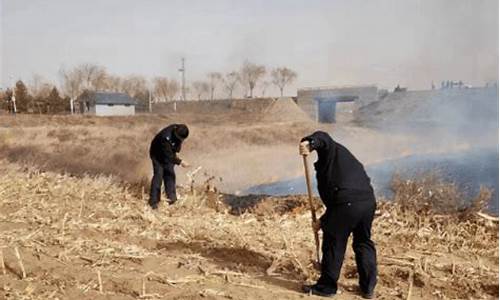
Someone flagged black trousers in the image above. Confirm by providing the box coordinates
[318,200,377,294]
[149,158,177,207]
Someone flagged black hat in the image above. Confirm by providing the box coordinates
[174,124,189,140]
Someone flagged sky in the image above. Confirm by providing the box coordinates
[0,0,498,95]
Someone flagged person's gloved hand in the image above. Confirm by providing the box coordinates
[180,160,191,168]
[312,219,321,232]
[299,141,311,156]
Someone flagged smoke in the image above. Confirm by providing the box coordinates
[247,87,499,213]
[357,87,498,151]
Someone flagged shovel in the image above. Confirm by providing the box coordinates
[302,153,321,267]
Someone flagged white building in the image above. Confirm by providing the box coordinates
[76,91,136,116]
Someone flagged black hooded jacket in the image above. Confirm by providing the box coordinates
[301,131,374,208]
[149,124,184,165]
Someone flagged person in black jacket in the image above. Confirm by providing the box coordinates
[149,124,190,209]
[300,131,377,299]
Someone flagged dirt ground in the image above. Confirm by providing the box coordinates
[0,112,498,299]
[0,161,497,300]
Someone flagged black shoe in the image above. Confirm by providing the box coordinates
[149,201,159,210]
[361,291,375,299]
[303,284,336,297]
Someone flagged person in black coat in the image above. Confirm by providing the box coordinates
[300,131,377,299]
[149,124,190,209]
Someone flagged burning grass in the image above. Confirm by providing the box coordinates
[0,161,498,299]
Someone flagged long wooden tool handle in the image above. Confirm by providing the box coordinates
[302,154,321,264]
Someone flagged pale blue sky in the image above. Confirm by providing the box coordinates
[1,0,498,94]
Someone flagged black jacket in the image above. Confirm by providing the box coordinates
[301,131,374,208]
[150,124,184,165]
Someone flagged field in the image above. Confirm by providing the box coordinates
[0,110,498,300]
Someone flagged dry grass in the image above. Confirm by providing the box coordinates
[2,113,472,196]
[0,114,326,194]
[0,161,497,299]
[374,175,498,299]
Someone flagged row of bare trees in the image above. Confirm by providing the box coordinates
[57,60,297,103]
[192,61,297,100]
[2,60,298,113]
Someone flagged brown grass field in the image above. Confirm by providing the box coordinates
[0,112,498,299]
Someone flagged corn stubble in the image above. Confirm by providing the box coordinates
[0,162,497,299]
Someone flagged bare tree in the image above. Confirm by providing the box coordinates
[271,67,297,96]
[59,66,84,114]
[165,79,180,101]
[58,63,108,113]
[260,81,270,97]
[183,86,192,101]
[223,72,240,99]
[240,61,266,98]
[0,90,6,110]
[153,77,180,102]
[207,72,222,100]
[30,74,53,99]
[153,77,169,102]
[192,81,210,100]
[102,74,123,92]
[121,75,147,98]
[78,63,107,91]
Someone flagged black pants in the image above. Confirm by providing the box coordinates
[318,200,377,294]
[149,158,177,207]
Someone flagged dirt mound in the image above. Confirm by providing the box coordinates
[260,97,311,122]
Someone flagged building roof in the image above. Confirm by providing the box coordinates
[93,92,136,105]
[77,91,137,105]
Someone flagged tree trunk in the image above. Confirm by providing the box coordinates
[148,90,152,113]
[12,97,17,114]
[280,87,284,97]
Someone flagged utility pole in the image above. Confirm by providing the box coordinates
[178,58,186,101]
